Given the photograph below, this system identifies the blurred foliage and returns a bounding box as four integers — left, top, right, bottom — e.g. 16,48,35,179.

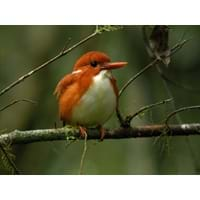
0,25,200,174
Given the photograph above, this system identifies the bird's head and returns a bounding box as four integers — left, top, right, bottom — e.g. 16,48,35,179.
73,51,127,71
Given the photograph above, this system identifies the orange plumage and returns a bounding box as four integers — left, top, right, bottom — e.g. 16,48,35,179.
54,51,127,135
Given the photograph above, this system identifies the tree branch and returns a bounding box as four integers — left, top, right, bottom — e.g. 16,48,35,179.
165,105,200,126
0,99,37,112
0,144,20,174
0,25,118,97
0,30,98,97
123,98,173,127
116,37,189,127
1,124,200,145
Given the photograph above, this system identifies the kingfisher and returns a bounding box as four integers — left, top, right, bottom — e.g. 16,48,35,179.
54,51,127,140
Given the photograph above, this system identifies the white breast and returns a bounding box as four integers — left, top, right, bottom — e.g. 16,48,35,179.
71,70,117,126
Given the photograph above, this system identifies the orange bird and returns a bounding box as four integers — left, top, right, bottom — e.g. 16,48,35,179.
54,51,127,140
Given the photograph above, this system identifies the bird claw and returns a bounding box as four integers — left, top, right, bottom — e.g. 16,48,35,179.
79,125,105,141
99,126,105,141
79,126,87,138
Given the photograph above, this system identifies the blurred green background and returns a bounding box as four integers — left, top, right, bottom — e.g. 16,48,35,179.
0,25,200,174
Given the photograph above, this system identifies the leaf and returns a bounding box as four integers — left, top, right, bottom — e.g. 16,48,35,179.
149,25,171,66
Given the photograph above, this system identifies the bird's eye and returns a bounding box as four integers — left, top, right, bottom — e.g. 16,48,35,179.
90,60,98,67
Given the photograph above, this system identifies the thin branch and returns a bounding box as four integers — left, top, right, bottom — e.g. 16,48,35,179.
116,58,159,127
116,37,189,126
79,132,88,175
142,26,151,51
1,124,200,145
119,58,159,97
165,105,200,126
124,98,173,126
61,37,72,53
0,99,37,112
0,144,20,174
170,39,190,56
145,28,200,169
156,66,200,93
0,26,101,97
119,39,189,98
0,98,36,174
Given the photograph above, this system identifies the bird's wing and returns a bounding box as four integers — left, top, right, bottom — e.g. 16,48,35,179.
54,73,76,99
54,67,99,99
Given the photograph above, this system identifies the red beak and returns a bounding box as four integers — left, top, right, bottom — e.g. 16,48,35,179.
101,61,128,70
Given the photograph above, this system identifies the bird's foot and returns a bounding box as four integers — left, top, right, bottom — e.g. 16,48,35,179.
98,125,105,141
79,125,105,141
79,126,87,139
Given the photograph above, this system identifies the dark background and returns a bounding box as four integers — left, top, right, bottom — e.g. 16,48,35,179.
0,25,200,174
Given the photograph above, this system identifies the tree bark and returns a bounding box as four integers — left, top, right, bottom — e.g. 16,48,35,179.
0,123,200,145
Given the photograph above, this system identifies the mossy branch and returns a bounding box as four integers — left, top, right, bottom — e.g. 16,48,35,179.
1,123,200,145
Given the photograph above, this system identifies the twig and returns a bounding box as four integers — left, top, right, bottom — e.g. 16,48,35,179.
119,39,189,98
144,27,200,169
165,105,200,126
119,58,159,97
61,37,72,53
0,26,101,97
0,99,37,112
79,132,88,175
116,106,126,127
1,124,200,145
0,99,33,174
123,98,173,127
170,39,190,56
142,26,151,50
116,37,189,126
116,58,159,127
156,66,200,93
0,144,20,174
0,99,28,174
